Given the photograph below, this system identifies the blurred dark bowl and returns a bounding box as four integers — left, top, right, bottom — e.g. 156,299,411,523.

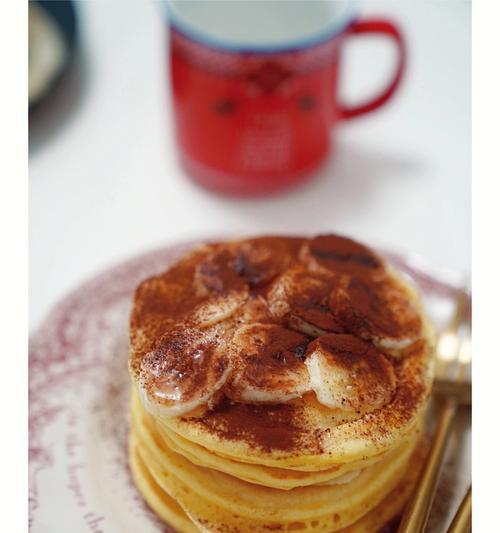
29,0,78,110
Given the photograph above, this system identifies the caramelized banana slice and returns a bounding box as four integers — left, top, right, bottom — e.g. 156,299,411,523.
194,247,248,294
129,247,214,368
305,334,396,413
329,276,422,355
234,236,303,287
236,295,274,324
194,237,301,295
139,326,232,417
301,234,385,279
268,267,343,337
189,290,248,328
227,324,311,403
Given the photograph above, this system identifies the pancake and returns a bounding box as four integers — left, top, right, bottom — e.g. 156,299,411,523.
129,438,199,533
130,394,425,531
132,388,419,490
128,234,434,531
129,438,425,533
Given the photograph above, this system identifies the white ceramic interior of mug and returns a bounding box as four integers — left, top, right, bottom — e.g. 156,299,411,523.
167,0,357,51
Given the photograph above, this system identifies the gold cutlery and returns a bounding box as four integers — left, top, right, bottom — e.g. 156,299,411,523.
447,486,472,533
398,289,471,533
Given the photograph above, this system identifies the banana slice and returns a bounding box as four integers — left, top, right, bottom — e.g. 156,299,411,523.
189,290,248,328
234,236,302,287
236,295,274,324
194,237,300,295
300,234,385,279
305,334,396,413
139,325,232,417
194,247,248,295
267,267,343,337
329,276,423,355
227,324,311,403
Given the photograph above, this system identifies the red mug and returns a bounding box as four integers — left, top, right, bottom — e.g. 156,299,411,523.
167,1,406,195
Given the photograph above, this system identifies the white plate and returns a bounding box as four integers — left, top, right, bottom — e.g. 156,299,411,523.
29,242,471,533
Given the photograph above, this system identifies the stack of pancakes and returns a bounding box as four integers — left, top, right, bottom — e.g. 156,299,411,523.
128,235,434,532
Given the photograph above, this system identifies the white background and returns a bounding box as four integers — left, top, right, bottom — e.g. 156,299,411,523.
29,0,471,330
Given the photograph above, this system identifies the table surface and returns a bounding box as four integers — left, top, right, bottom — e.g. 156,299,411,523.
29,0,471,330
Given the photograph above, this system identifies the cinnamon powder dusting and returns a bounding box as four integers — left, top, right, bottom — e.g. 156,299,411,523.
305,234,384,278
185,398,319,453
129,234,431,451
329,276,422,341
309,334,396,389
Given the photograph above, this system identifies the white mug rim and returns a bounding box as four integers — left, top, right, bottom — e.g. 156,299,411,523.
164,0,358,53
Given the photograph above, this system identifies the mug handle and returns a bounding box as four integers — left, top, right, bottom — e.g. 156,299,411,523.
337,19,406,120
